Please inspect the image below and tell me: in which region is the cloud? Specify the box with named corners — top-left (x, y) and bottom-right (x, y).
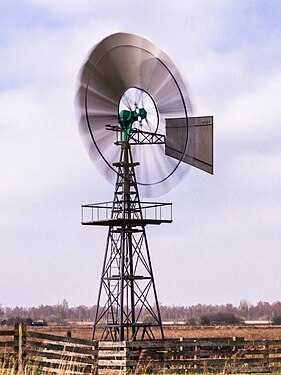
top-left (219, 72), bottom-right (281, 145)
top-left (22, 0), bottom-right (102, 19)
top-left (1, 0), bottom-right (281, 307)
top-left (229, 151), bottom-right (281, 192)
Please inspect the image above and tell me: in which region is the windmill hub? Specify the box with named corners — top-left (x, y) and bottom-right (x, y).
top-left (118, 87), bottom-right (159, 135)
top-left (119, 108), bottom-right (147, 137)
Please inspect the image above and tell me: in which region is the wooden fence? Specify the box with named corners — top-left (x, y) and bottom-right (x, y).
top-left (97, 337), bottom-right (281, 374)
top-left (0, 324), bottom-right (97, 373)
top-left (2, 325), bottom-right (281, 373)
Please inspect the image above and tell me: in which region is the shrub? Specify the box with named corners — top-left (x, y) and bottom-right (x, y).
top-left (200, 315), bottom-right (211, 325)
top-left (272, 315), bottom-right (281, 325)
top-left (186, 316), bottom-right (198, 325)
top-left (200, 312), bottom-right (241, 325)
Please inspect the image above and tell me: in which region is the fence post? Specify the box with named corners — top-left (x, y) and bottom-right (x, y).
top-left (180, 337), bottom-right (183, 360)
top-left (231, 336), bottom-right (237, 372)
top-left (194, 339), bottom-right (198, 370)
top-left (14, 323), bottom-right (26, 371)
top-left (263, 339), bottom-right (269, 367)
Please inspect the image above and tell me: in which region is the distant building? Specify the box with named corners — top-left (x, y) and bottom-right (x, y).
top-left (31, 319), bottom-right (48, 326)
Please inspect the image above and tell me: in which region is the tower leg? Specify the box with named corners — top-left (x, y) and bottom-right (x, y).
top-left (92, 222), bottom-right (164, 341)
top-left (92, 142), bottom-right (164, 341)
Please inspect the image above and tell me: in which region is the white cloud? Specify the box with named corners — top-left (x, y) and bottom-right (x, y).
top-left (25, 0), bottom-right (101, 17)
top-left (1, 0), bottom-right (281, 307)
top-left (229, 151), bottom-right (281, 192)
top-left (219, 72), bottom-right (281, 144)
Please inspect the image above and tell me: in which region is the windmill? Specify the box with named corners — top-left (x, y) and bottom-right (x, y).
top-left (75, 33), bottom-right (213, 341)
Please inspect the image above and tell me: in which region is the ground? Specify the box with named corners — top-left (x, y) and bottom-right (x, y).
top-left (27, 323), bottom-right (281, 341)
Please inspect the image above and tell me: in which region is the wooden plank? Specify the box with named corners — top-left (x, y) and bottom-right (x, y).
top-left (0, 330), bottom-right (14, 336)
top-left (203, 356), bottom-right (259, 365)
top-left (163, 336), bottom-right (244, 345)
top-left (173, 350), bottom-right (234, 358)
top-left (27, 358), bottom-right (95, 373)
top-left (163, 341), bottom-right (244, 349)
top-left (99, 341), bottom-right (126, 349)
top-left (26, 349), bottom-right (96, 365)
top-left (28, 331), bottom-right (95, 346)
top-left (240, 348), bottom-right (281, 355)
top-left (166, 351), bottom-right (239, 360)
top-left (27, 340), bottom-right (97, 356)
top-left (127, 341), bottom-right (165, 349)
top-left (99, 350), bottom-right (127, 358)
top-left (98, 369), bottom-right (126, 375)
top-left (168, 341), bottom-right (242, 348)
top-left (244, 339), bottom-right (281, 346)
top-left (168, 345), bottom-right (237, 352)
top-left (98, 359), bottom-right (126, 366)
top-left (268, 357), bottom-right (281, 364)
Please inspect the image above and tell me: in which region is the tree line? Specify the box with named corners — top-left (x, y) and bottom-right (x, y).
top-left (1, 299), bottom-right (281, 325)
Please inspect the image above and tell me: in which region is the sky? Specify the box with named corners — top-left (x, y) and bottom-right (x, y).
top-left (1, 0), bottom-right (281, 309)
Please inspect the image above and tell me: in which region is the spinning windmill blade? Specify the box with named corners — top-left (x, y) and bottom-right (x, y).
top-left (76, 33), bottom-right (213, 197)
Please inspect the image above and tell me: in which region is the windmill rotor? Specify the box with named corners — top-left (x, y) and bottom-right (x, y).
top-left (75, 32), bottom-right (196, 197)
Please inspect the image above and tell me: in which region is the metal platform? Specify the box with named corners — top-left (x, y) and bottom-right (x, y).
top-left (82, 218), bottom-right (172, 226)
top-left (81, 201), bottom-right (173, 226)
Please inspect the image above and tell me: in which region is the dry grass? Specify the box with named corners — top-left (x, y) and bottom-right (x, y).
top-left (163, 324), bottom-right (281, 340)
top-left (28, 323), bottom-right (281, 341)
top-left (0, 357), bottom-right (94, 375)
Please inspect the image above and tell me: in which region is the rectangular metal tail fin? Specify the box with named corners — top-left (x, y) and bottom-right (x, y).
top-left (165, 116), bottom-right (213, 174)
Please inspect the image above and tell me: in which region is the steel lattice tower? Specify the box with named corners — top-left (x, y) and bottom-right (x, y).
top-left (82, 137), bottom-right (172, 341)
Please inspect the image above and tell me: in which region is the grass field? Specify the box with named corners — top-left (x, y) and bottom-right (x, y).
top-left (27, 323), bottom-right (281, 341)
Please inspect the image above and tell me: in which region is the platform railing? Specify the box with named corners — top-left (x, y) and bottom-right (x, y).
top-left (81, 201), bottom-right (173, 224)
